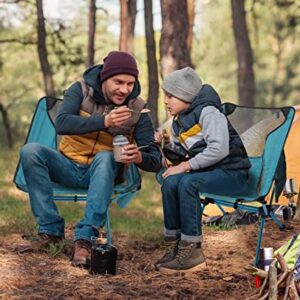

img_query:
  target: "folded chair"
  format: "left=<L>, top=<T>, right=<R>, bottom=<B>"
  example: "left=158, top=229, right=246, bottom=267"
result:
left=14, top=96, right=142, bottom=244
left=200, top=103, right=295, bottom=266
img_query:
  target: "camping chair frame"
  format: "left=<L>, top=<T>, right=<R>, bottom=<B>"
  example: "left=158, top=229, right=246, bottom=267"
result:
left=200, top=103, right=295, bottom=267
left=14, top=97, right=142, bottom=244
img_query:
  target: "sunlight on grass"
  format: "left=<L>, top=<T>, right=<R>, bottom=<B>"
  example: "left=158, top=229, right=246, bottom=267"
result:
left=0, top=196, right=35, bottom=235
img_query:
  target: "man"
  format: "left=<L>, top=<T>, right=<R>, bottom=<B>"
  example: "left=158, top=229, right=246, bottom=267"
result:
left=18, top=51, right=162, bottom=268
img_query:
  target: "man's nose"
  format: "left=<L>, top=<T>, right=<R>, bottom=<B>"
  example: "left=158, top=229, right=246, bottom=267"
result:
left=120, top=84, right=129, bottom=94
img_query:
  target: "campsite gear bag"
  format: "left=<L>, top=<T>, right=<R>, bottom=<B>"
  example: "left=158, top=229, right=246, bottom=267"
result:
left=90, top=237, right=118, bottom=275
left=276, top=232, right=300, bottom=280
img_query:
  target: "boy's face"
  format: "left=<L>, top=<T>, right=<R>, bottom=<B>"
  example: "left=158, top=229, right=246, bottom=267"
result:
left=102, top=74, right=135, bottom=105
left=164, top=92, right=190, bottom=116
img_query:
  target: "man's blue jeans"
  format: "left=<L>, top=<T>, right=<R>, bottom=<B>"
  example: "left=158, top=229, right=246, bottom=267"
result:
left=161, top=169, right=248, bottom=243
left=20, top=143, right=119, bottom=241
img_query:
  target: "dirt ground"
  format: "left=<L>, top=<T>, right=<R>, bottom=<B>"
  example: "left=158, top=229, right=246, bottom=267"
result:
left=0, top=220, right=299, bottom=300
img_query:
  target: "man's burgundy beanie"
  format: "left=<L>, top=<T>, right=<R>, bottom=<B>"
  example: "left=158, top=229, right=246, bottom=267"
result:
left=100, top=51, right=139, bottom=82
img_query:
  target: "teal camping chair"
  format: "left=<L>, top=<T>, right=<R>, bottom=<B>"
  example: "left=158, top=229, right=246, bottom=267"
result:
left=200, top=103, right=295, bottom=266
left=14, top=97, right=142, bottom=244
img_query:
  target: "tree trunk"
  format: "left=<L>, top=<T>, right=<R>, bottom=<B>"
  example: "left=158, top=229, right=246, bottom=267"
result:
left=127, top=0, right=137, bottom=54
left=159, top=0, right=192, bottom=78
left=119, top=0, right=128, bottom=52
left=87, top=0, right=96, bottom=67
left=231, top=0, right=255, bottom=107
left=36, top=0, right=55, bottom=97
left=119, top=0, right=136, bottom=54
left=0, top=101, right=13, bottom=148
left=144, top=0, right=159, bottom=128
left=187, top=0, right=195, bottom=57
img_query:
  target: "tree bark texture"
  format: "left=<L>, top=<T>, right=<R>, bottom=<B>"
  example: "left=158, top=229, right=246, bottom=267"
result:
left=36, top=0, right=55, bottom=97
left=159, top=0, right=192, bottom=78
left=127, top=0, right=137, bottom=54
left=144, top=0, right=159, bottom=128
left=187, top=0, right=195, bottom=57
left=231, top=0, right=255, bottom=107
left=119, top=0, right=128, bottom=52
left=87, top=0, right=96, bottom=67
left=119, top=0, right=136, bottom=54
left=0, top=101, right=13, bottom=148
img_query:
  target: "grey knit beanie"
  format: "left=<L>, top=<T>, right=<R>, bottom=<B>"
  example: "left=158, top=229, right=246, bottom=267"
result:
left=162, top=67, right=202, bottom=103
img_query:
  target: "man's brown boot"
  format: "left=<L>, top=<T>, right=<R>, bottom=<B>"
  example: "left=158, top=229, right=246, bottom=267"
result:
left=14, top=233, right=64, bottom=253
left=71, top=239, right=92, bottom=269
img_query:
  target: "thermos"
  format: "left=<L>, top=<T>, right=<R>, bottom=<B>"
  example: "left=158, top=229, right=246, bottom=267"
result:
left=259, top=247, right=274, bottom=272
left=90, top=237, right=118, bottom=275
left=113, top=135, right=129, bottom=162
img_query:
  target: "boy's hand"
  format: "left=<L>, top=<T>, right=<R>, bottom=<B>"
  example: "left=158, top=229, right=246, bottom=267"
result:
left=119, top=144, right=142, bottom=164
left=105, top=106, right=132, bottom=128
left=162, top=161, right=191, bottom=178
left=154, top=129, right=170, bottom=146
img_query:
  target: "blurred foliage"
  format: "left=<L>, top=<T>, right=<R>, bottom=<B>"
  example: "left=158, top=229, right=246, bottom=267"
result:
left=193, top=0, right=238, bottom=102
left=195, top=0, right=300, bottom=106
left=0, top=0, right=300, bottom=149
left=250, top=0, right=300, bottom=106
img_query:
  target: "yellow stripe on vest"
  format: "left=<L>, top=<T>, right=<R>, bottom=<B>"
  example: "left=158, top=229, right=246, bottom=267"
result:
left=178, top=124, right=202, bottom=143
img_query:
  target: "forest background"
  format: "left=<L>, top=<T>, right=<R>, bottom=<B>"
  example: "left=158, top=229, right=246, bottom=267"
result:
left=0, top=2, right=300, bottom=298
left=1, top=0, right=300, bottom=150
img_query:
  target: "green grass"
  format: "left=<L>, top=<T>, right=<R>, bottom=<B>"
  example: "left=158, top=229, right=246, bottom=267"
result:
left=0, top=196, right=36, bottom=235
left=0, top=147, right=164, bottom=241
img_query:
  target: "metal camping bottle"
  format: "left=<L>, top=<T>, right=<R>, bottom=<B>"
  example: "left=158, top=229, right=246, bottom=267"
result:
left=113, top=135, right=129, bottom=162
left=90, top=237, right=118, bottom=275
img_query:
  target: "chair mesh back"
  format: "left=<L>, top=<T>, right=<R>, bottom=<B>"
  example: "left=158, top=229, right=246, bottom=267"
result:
left=225, top=105, right=285, bottom=157
left=224, top=104, right=294, bottom=198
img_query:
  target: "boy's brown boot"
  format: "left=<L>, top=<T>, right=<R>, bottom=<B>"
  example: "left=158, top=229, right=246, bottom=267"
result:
left=155, top=238, right=179, bottom=267
left=71, top=239, right=92, bottom=269
left=158, top=240, right=206, bottom=274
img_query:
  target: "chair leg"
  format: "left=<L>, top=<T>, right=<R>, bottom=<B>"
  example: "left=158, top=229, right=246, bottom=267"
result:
left=254, top=216, right=265, bottom=267
left=216, top=203, right=226, bottom=215
left=269, top=210, right=285, bottom=230
left=106, top=210, right=112, bottom=244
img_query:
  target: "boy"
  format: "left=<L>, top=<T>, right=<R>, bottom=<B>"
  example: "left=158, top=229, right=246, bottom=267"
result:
left=155, top=67, right=251, bottom=273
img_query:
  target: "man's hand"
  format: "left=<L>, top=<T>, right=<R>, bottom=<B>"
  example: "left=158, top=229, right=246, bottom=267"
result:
left=162, top=161, right=191, bottom=179
left=104, top=106, right=132, bottom=128
left=119, top=144, right=143, bottom=164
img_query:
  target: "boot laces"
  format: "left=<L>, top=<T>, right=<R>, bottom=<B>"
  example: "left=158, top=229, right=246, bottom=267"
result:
left=176, top=243, right=194, bottom=263
left=162, top=240, right=178, bottom=258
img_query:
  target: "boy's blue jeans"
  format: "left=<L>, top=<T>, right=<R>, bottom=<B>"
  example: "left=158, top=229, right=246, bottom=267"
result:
left=20, top=143, right=119, bottom=242
left=161, top=169, right=248, bottom=243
